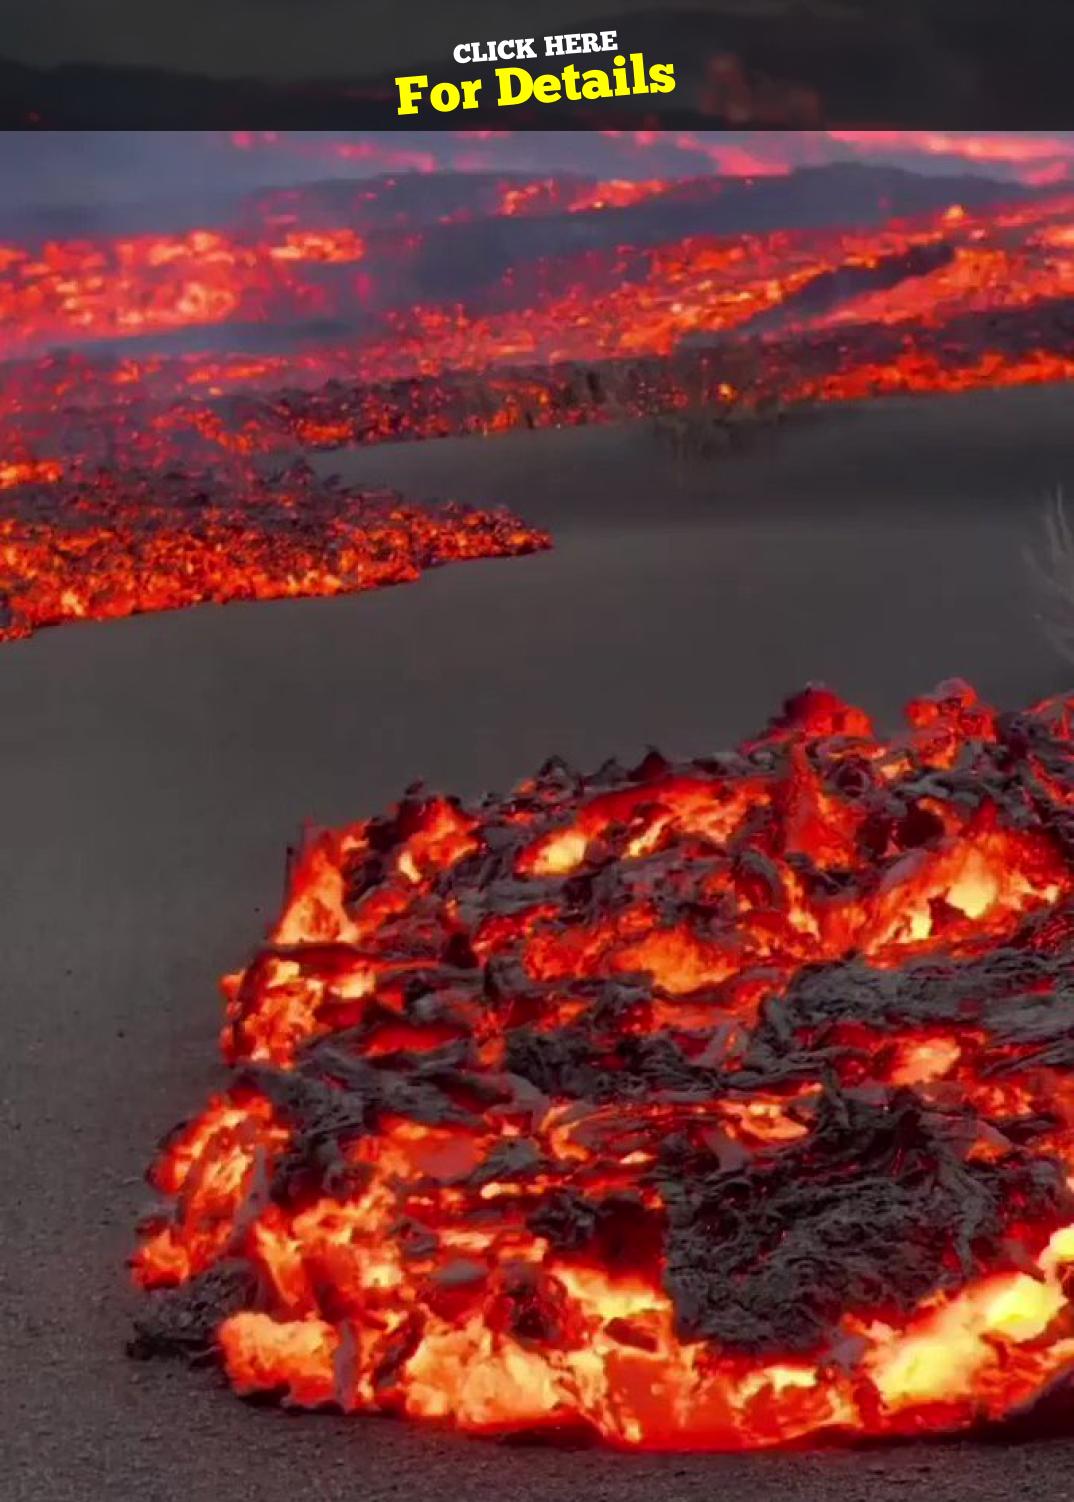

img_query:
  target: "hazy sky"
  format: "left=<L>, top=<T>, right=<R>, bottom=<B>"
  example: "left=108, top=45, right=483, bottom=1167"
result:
left=3, top=131, right=1074, bottom=223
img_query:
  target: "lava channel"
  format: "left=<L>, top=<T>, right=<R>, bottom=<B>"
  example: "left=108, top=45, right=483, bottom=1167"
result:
left=132, top=680, right=1074, bottom=1449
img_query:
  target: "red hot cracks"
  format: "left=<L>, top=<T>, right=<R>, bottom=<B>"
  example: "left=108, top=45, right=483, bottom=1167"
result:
left=395, top=31, right=675, bottom=115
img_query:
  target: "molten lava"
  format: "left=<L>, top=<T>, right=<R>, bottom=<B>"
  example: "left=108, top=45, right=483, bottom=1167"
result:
left=9, top=184, right=1074, bottom=484
left=0, top=461, right=547, bottom=643
left=10, top=174, right=1074, bottom=645
left=225, top=130, right=1074, bottom=190
left=133, top=682, right=1074, bottom=1449
left=0, top=225, right=367, bottom=359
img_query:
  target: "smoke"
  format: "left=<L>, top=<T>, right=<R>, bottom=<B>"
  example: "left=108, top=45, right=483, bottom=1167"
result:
left=3, top=131, right=1072, bottom=230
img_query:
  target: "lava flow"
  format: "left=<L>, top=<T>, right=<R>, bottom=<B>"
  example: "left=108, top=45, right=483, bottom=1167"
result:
left=10, top=182, right=1074, bottom=483
left=0, top=460, right=547, bottom=643
left=13, top=170, right=1074, bottom=646
left=0, top=223, right=368, bottom=360
left=133, top=681, right=1074, bottom=1449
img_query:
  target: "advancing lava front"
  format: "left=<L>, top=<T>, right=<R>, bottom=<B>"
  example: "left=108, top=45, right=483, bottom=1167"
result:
left=133, top=682, right=1074, bottom=1448
left=0, top=461, right=547, bottom=643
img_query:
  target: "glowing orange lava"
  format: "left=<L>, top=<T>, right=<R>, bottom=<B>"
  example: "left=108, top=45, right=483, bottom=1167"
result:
left=9, top=174, right=1074, bottom=647
left=0, top=224, right=367, bottom=359
left=7, top=184, right=1074, bottom=471
left=0, top=462, right=547, bottom=643
left=224, top=130, right=1074, bottom=189
left=133, top=682, right=1074, bottom=1449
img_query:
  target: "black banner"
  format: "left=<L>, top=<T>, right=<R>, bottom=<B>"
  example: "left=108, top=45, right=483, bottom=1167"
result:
left=4, top=0, right=1074, bottom=129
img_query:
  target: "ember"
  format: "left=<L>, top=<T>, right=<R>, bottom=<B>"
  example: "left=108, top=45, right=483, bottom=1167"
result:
left=133, top=681, right=1074, bottom=1448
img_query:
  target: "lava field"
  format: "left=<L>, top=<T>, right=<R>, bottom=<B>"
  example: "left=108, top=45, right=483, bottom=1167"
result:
left=6, top=151, right=1074, bottom=641
left=132, top=681, right=1074, bottom=1449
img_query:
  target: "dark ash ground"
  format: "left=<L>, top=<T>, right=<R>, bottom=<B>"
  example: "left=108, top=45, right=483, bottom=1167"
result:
left=7, top=384, right=1074, bottom=1500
